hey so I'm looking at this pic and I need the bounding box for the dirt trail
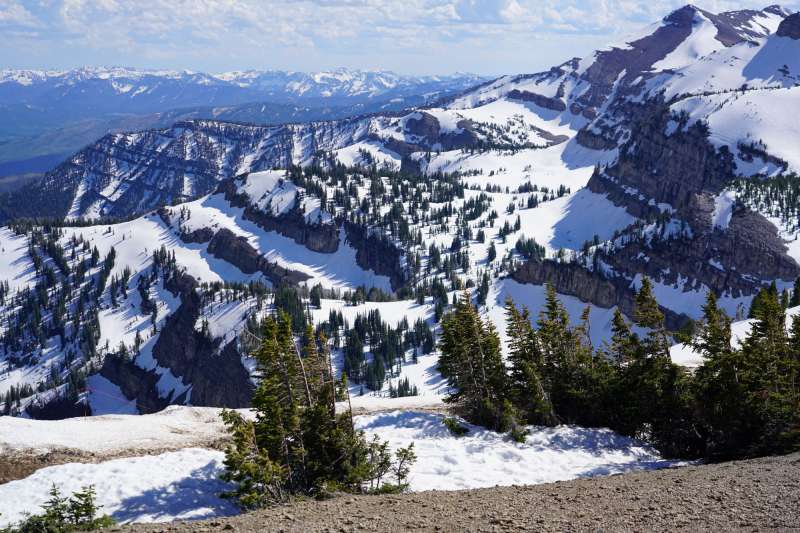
[119,452,800,532]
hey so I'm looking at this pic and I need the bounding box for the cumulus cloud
[1,0,798,74]
[0,0,43,27]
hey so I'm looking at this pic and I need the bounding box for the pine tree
[749,282,778,319]
[68,485,103,526]
[633,277,669,359]
[536,283,572,379]
[10,484,114,531]
[790,276,800,307]
[691,291,732,360]
[438,290,511,431]
[536,286,611,427]
[744,282,786,367]
[504,298,555,425]
[736,285,799,455]
[605,308,639,366]
[613,278,700,456]
[301,324,322,403]
[692,291,746,458]
[221,312,415,509]
[43,484,69,524]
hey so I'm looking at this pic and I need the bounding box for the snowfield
[355,411,678,491]
[0,227,37,292]
[0,449,236,526]
[0,406,228,455]
[0,408,680,527]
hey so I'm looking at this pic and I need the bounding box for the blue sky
[0,0,798,75]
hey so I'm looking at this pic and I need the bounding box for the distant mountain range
[0,67,486,110]
[0,67,486,177]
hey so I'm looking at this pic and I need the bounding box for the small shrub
[2,485,115,533]
[509,424,530,443]
[443,417,469,437]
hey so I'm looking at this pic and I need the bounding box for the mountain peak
[763,4,790,17]
[660,3,793,46]
[663,4,705,26]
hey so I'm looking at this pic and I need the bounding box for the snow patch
[0,409,680,526]
[712,191,737,230]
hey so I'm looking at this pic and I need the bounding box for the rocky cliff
[100,270,255,412]
[219,178,340,254]
[511,259,689,331]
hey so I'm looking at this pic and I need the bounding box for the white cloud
[0,0,43,27]
[1,0,799,74]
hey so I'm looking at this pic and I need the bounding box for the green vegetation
[1,485,114,533]
[443,417,470,437]
[438,280,800,460]
[219,311,416,509]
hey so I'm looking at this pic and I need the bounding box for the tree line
[438,280,800,459]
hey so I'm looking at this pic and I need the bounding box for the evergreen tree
[605,309,638,366]
[615,279,701,456]
[487,241,497,262]
[692,291,732,359]
[504,298,555,425]
[692,291,750,458]
[536,283,573,381]
[790,276,800,307]
[535,287,612,428]
[4,485,114,532]
[736,285,799,455]
[220,312,415,509]
[438,290,512,431]
[633,277,669,359]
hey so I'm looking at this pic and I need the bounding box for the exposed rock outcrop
[583,98,799,299]
[179,226,215,244]
[205,228,311,287]
[511,259,689,331]
[506,90,567,112]
[344,222,406,291]
[97,270,255,412]
[776,12,800,39]
[99,355,166,414]
[151,282,253,408]
[378,112,478,157]
[24,395,88,420]
[587,102,734,214]
[219,178,340,254]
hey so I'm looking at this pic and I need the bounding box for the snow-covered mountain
[2,5,800,419]
[0,67,486,177]
[0,66,486,111]
[215,68,487,102]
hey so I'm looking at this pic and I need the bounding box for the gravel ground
[119,452,800,532]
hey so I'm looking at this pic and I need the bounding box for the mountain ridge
[2,3,800,420]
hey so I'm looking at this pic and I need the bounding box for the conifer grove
[438,280,800,460]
